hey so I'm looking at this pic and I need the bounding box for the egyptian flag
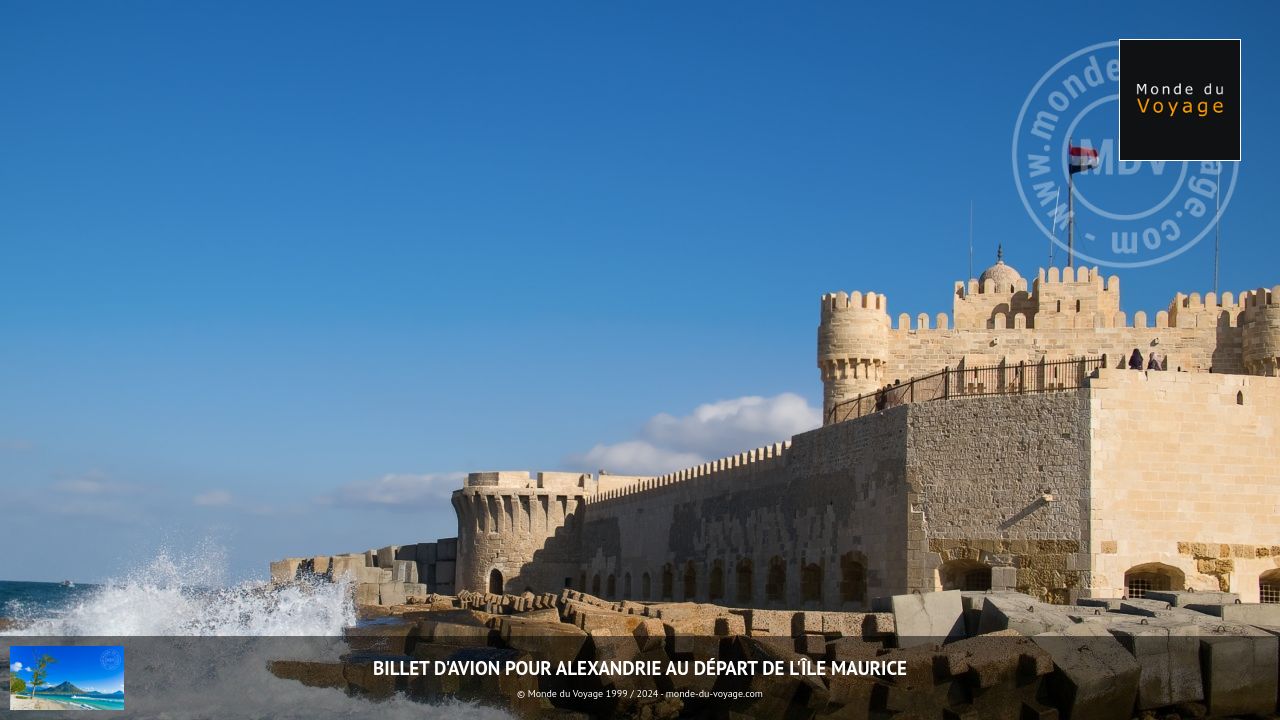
[1069,145,1099,174]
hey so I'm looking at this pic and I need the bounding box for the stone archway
[488,568,504,595]
[1124,562,1184,598]
[939,559,991,591]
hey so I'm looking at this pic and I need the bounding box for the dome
[978,246,1022,289]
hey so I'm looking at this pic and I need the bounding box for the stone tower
[816,290,891,421]
[451,471,593,595]
[1242,286,1280,376]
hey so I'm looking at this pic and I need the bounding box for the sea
[0,550,511,719]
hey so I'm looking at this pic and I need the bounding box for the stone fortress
[445,255,1280,610]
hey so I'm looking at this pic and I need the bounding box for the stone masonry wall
[904,392,1092,602]
[1086,369,1280,601]
[578,409,911,610]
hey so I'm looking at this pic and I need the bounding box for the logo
[1012,41,1238,268]
[100,648,122,671]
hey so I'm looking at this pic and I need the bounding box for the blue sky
[1,2,1277,582]
[10,646,125,694]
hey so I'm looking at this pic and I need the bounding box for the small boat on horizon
[61,580,74,587]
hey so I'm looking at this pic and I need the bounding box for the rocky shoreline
[267,586,1280,719]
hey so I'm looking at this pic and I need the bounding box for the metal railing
[826,355,1107,425]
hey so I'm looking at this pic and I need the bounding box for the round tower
[817,290,891,424]
[1242,286,1280,376]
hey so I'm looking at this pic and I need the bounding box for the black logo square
[1119,39,1240,161]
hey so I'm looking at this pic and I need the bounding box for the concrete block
[376,546,399,568]
[1199,630,1279,717]
[394,545,417,562]
[977,594,1075,636]
[330,554,364,582]
[378,581,407,607]
[1107,621,1203,709]
[1143,590,1238,609]
[436,537,458,561]
[889,590,965,648]
[355,582,379,606]
[417,543,437,564]
[435,560,456,584]
[310,556,331,575]
[1031,633,1140,720]
[1211,603,1280,626]
[270,559,300,583]
[392,559,418,584]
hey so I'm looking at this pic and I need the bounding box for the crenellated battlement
[819,255,1280,424]
[581,440,792,506]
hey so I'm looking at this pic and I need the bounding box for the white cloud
[11,661,21,672]
[327,473,465,511]
[570,441,705,477]
[55,471,136,496]
[566,393,821,476]
[194,490,233,507]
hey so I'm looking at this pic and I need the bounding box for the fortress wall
[884,323,1243,386]
[903,392,1093,602]
[578,409,911,610]
[1086,369,1280,601]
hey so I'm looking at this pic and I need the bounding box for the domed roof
[979,246,1022,288]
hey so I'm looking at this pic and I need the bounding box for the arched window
[766,556,786,603]
[624,572,632,598]
[641,572,651,600]
[661,564,674,600]
[591,573,601,597]
[683,561,697,600]
[939,559,992,591]
[488,568,504,595]
[1261,569,1280,604]
[801,562,823,603]
[709,560,724,601]
[606,574,616,598]
[1123,562,1185,598]
[735,558,754,604]
[840,552,867,605]
[1237,390,1245,405]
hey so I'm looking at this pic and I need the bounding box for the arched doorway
[709,560,724,601]
[606,574,616,598]
[641,572,652,600]
[488,568,504,595]
[766,556,786,603]
[1261,569,1280,604]
[1123,562,1185,598]
[939,559,992,591]
[801,562,823,603]
[735,558,754,604]
[683,561,697,600]
[840,552,867,605]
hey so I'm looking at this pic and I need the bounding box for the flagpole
[1214,177,1221,297]
[1050,187,1060,267]
[1067,137,1074,269]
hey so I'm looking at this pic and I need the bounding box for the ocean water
[0,548,512,719]
[47,695,127,711]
